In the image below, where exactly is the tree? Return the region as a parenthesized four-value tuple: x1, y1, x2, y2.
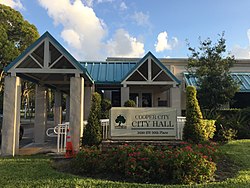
(187, 33, 239, 111)
(82, 92, 102, 146)
(183, 86, 206, 143)
(0, 4, 39, 111)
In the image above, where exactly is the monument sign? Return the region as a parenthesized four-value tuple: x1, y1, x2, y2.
(110, 107, 177, 140)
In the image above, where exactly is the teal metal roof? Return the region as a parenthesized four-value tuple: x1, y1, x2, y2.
(184, 72, 250, 92)
(231, 73, 250, 92)
(183, 72, 199, 86)
(82, 51, 182, 85)
(81, 62, 136, 84)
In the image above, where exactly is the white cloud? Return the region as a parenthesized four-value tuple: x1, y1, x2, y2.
(38, 0, 145, 60)
(1, 0, 24, 9)
(61, 29, 81, 49)
(154, 31, 178, 52)
(38, 0, 107, 60)
(107, 29, 145, 57)
(120, 2, 127, 10)
(132, 11, 150, 27)
(231, 29, 250, 58)
(231, 45, 250, 58)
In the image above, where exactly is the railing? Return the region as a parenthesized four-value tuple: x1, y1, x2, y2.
(46, 122, 69, 153)
(176, 116, 186, 140)
(100, 119, 109, 140)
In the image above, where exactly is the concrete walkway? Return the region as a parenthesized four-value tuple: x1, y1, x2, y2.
(19, 142, 59, 155)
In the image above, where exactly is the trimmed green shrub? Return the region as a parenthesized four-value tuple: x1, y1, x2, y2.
(124, 99, 136, 107)
(82, 92, 102, 146)
(183, 86, 206, 143)
(101, 98, 111, 119)
(202, 119, 216, 139)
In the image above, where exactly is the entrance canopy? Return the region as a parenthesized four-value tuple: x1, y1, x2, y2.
(4, 31, 93, 93)
(2, 31, 90, 156)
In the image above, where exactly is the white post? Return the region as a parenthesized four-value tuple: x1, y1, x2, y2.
(84, 86, 93, 120)
(121, 86, 129, 106)
(170, 86, 181, 116)
(54, 91, 62, 126)
(136, 96, 139, 107)
(34, 85, 47, 144)
(65, 95, 70, 122)
(70, 77, 84, 152)
(1, 76, 21, 156)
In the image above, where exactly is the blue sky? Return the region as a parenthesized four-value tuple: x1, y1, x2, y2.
(2, 0, 250, 61)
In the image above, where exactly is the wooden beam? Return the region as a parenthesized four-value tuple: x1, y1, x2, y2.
(29, 54, 43, 68)
(148, 57, 152, 81)
(13, 68, 81, 74)
(42, 81, 70, 84)
(136, 70, 147, 81)
(49, 55, 63, 68)
(124, 81, 176, 85)
(152, 70, 163, 81)
(44, 38, 50, 68)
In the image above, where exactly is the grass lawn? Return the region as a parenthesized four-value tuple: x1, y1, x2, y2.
(0, 140, 249, 188)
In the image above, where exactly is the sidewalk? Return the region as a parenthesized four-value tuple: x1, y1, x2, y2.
(19, 142, 59, 155)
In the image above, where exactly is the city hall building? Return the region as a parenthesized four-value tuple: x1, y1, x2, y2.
(2, 31, 250, 156)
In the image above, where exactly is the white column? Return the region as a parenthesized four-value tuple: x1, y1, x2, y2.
(84, 86, 93, 120)
(34, 85, 47, 144)
(121, 87, 129, 106)
(70, 77, 84, 152)
(54, 91, 62, 126)
(170, 86, 181, 116)
(65, 95, 70, 122)
(1, 76, 21, 156)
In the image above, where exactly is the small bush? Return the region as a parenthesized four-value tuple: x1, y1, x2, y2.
(82, 92, 102, 146)
(183, 86, 206, 143)
(124, 100, 136, 107)
(215, 125, 238, 142)
(101, 98, 111, 119)
(202, 119, 216, 139)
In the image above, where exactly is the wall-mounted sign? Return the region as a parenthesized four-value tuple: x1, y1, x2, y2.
(110, 107, 177, 140)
